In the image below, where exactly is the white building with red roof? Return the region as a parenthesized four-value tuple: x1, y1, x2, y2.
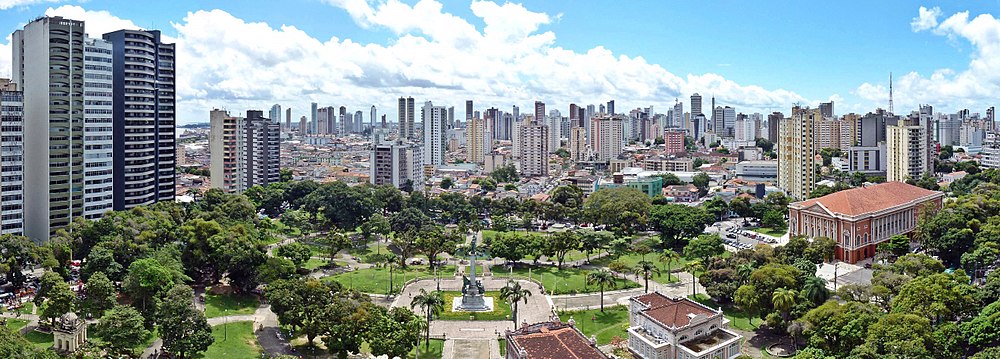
(787, 181, 944, 264)
(627, 292, 743, 359)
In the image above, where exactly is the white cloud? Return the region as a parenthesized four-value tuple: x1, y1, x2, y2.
(858, 7, 1000, 113)
(2, 1, 812, 124)
(0, 0, 62, 10)
(911, 6, 941, 31)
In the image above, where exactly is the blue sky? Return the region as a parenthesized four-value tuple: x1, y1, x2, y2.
(2, 0, 999, 123)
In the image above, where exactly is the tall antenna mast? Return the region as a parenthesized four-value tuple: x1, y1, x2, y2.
(888, 72, 894, 115)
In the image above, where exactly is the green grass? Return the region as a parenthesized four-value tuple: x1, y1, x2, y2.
(750, 226, 787, 237)
(688, 294, 760, 331)
(3, 318, 29, 332)
(408, 338, 444, 359)
(24, 330, 52, 349)
(436, 291, 512, 321)
(348, 243, 390, 259)
(324, 265, 456, 294)
(499, 339, 506, 356)
(303, 258, 346, 270)
(591, 252, 686, 285)
(16, 302, 34, 315)
(491, 264, 639, 295)
(202, 321, 261, 358)
(557, 306, 630, 345)
(203, 293, 259, 319)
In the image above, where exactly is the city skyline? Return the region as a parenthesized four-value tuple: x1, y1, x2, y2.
(1, 1, 999, 124)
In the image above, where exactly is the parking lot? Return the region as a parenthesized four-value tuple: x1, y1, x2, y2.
(721, 226, 777, 250)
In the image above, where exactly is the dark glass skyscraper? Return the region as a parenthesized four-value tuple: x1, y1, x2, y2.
(103, 29, 176, 210)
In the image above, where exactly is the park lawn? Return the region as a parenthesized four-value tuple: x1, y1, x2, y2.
(557, 305, 630, 345)
(347, 243, 391, 260)
(202, 321, 262, 358)
(491, 264, 639, 295)
(204, 292, 259, 319)
(16, 302, 34, 315)
(408, 338, 444, 359)
(24, 330, 52, 349)
(325, 265, 456, 295)
(437, 291, 512, 321)
(303, 258, 348, 270)
(498, 339, 506, 356)
(751, 226, 787, 237)
(591, 252, 686, 285)
(688, 294, 760, 331)
(3, 318, 28, 332)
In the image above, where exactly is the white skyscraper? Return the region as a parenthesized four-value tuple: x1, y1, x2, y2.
(548, 115, 561, 151)
(672, 100, 683, 129)
(887, 120, 930, 182)
(82, 37, 115, 219)
(422, 101, 447, 166)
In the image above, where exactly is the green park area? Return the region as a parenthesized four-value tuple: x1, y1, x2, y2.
(751, 226, 787, 237)
(491, 264, 639, 295)
(688, 294, 759, 331)
(325, 265, 456, 294)
(203, 292, 260, 318)
(24, 329, 52, 349)
(202, 321, 262, 358)
(408, 339, 444, 359)
(437, 291, 512, 321)
(2, 318, 29, 332)
(558, 306, 630, 345)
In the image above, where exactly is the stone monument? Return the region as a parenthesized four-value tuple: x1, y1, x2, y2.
(52, 312, 87, 354)
(454, 235, 493, 312)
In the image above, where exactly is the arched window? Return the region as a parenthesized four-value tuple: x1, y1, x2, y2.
(695, 329, 703, 336)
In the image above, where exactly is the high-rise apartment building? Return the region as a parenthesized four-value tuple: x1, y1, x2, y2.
(82, 37, 114, 219)
(465, 117, 491, 163)
(370, 141, 423, 191)
(813, 118, 853, 150)
(466, 100, 473, 120)
(370, 106, 377, 132)
(534, 101, 545, 123)
(767, 112, 782, 143)
(269, 104, 281, 128)
(691, 93, 702, 118)
(103, 29, 176, 211)
(13, 17, 89, 240)
(590, 116, 624, 162)
(671, 100, 683, 129)
(519, 118, 549, 177)
(0, 80, 24, 235)
(209, 109, 239, 192)
(778, 107, 819, 200)
(299, 116, 307, 135)
(570, 127, 587, 162)
(982, 132, 1000, 169)
(421, 101, 447, 166)
(663, 131, 685, 154)
(310, 102, 318, 134)
(317, 107, 332, 135)
(398, 97, 415, 140)
(819, 101, 834, 119)
(354, 111, 363, 133)
(240, 110, 281, 191)
(285, 108, 291, 133)
(548, 115, 561, 151)
(887, 119, 930, 182)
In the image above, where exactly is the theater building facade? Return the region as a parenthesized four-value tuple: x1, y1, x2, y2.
(787, 181, 943, 264)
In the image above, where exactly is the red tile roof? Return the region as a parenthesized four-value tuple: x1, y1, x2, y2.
(791, 181, 942, 216)
(633, 293, 719, 329)
(508, 322, 608, 359)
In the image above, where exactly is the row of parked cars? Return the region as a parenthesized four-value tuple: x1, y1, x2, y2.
(724, 226, 778, 245)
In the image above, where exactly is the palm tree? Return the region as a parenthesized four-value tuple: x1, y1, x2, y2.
(684, 261, 704, 296)
(372, 253, 400, 296)
(772, 288, 797, 324)
(410, 289, 445, 349)
(659, 250, 681, 282)
(586, 269, 617, 312)
(802, 276, 829, 305)
(499, 280, 532, 329)
(633, 261, 661, 293)
(735, 262, 754, 283)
